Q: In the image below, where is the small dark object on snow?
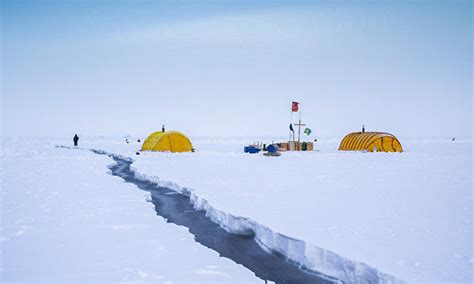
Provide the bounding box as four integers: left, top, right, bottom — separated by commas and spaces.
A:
244, 145, 260, 154
162, 124, 165, 132
452, 137, 456, 141
138, 139, 141, 143
73, 134, 79, 146
302, 142, 308, 151
267, 144, 279, 153
136, 152, 140, 155
264, 152, 281, 157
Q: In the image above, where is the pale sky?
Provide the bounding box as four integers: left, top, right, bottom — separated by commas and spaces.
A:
1, 0, 472, 138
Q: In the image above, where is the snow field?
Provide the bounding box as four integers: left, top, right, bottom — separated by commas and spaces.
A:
6, 136, 471, 283
1, 138, 261, 283
127, 138, 472, 283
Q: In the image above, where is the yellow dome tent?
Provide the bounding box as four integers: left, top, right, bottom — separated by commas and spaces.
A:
141, 131, 193, 153
339, 132, 403, 152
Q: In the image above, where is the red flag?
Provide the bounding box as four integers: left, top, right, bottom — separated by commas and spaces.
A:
291, 101, 299, 112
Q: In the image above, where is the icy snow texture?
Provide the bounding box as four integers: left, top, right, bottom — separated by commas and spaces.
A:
124, 137, 472, 283
131, 157, 400, 283
5, 136, 471, 283
1, 138, 261, 283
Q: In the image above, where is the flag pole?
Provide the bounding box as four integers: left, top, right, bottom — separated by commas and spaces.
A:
297, 111, 301, 144
289, 104, 292, 142
290, 101, 295, 142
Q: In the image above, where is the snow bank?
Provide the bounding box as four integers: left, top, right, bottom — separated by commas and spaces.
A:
125, 138, 472, 283
42, 136, 472, 283
131, 163, 400, 284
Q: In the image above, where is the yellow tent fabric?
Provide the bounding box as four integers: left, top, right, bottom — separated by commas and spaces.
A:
339, 132, 403, 152
141, 131, 193, 153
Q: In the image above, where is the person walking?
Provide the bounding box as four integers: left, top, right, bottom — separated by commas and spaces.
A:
162, 124, 165, 132
73, 134, 79, 147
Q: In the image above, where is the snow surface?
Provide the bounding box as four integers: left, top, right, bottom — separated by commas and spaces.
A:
69, 135, 473, 283
1, 138, 261, 283
2, 136, 472, 283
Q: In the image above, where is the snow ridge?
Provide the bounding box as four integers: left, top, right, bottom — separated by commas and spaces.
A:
129, 167, 403, 284
82, 146, 403, 283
